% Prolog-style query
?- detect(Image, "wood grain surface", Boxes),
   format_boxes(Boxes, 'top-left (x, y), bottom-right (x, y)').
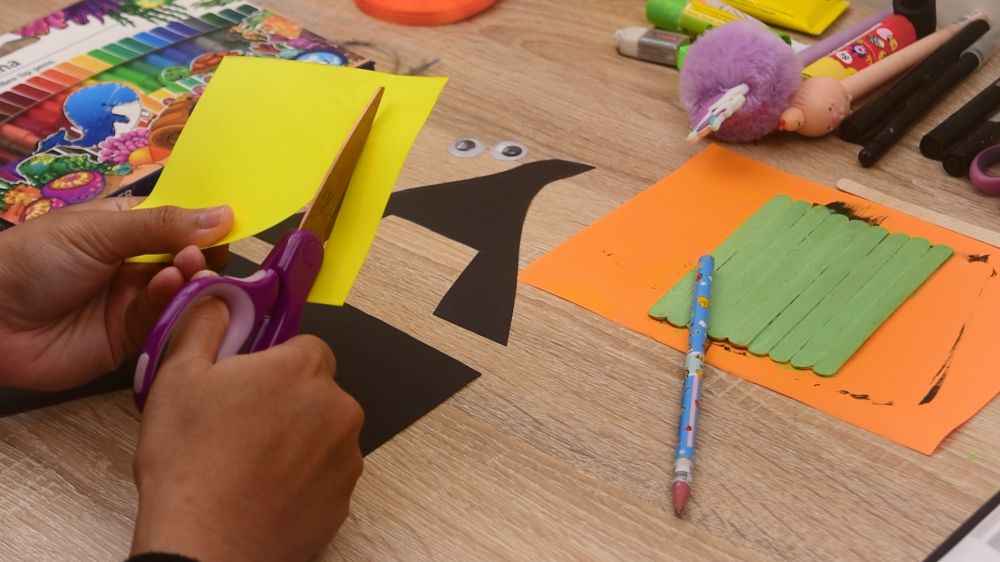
top-left (1, 1), bottom-right (999, 560)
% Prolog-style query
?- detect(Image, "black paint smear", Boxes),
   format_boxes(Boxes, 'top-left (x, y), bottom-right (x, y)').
top-left (919, 265), bottom-right (996, 405)
top-left (824, 201), bottom-right (885, 226)
top-left (720, 344), bottom-right (748, 356)
top-left (836, 389), bottom-right (893, 406)
top-left (967, 254), bottom-right (990, 263)
top-left (920, 325), bottom-right (965, 406)
top-left (383, 160), bottom-right (594, 345)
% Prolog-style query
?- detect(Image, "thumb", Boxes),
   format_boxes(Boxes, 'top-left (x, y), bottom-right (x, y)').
top-left (61, 205), bottom-right (233, 263)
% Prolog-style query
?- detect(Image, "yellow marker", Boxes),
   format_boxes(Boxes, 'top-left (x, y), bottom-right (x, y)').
top-left (134, 57), bottom-right (446, 305)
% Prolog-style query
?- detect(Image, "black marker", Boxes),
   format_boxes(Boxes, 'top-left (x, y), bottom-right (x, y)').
top-left (893, 0), bottom-right (936, 38)
top-left (921, 78), bottom-right (1000, 159)
top-left (859, 26), bottom-right (997, 167)
top-left (942, 110), bottom-right (1000, 177)
top-left (840, 16), bottom-right (988, 145)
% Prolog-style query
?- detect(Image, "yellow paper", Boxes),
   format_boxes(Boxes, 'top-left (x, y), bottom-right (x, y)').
top-left (135, 56), bottom-right (446, 305)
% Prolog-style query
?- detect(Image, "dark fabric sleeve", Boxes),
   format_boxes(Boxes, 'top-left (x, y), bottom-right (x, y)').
top-left (126, 553), bottom-right (199, 562)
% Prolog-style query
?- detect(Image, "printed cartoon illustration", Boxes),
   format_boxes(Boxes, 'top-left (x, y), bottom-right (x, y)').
top-left (38, 84), bottom-right (142, 151)
top-left (18, 0), bottom-right (190, 38)
top-left (697, 296), bottom-right (710, 309)
top-left (877, 27), bottom-right (898, 50)
top-left (0, 3), bottom-right (371, 227)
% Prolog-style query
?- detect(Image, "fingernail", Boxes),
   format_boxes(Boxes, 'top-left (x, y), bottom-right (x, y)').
top-left (197, 206), bottom-right (227, 229)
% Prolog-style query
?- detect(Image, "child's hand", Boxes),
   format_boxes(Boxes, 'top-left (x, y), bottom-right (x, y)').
top-left (0, 198), bottom-right (232, 390)
top-left (131, 297), bottom-right (363, 561)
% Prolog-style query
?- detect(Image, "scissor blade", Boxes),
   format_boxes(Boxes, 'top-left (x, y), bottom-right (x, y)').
top-left (299, 86), bottom-right (385, 241)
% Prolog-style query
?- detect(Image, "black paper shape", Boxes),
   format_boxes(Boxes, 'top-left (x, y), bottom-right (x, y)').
top-left (0, 255), bottom-right (479, 456)
top-left (257, 160), bottom-right (594, 345)
top-left (224, 255), bottom-right (479, 454)
top-left (386, 160), bottom-right (593, 344)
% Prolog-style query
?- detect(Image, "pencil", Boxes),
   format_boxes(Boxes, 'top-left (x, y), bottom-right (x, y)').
top-left (673, 254), bottom-right (714, 516)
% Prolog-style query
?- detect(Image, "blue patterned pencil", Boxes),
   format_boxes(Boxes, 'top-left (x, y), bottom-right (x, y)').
top-left (673, 255), bottom-right (714, 516)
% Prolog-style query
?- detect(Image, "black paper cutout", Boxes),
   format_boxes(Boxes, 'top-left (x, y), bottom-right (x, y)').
top-left (0, 255), bottom-right (479, 456)
top-left (224, 255), bottom-right (479, 454)
top-left (257, 160), bottom-right (594, 345)
top-left (384, 160), bottom-right (593, 344)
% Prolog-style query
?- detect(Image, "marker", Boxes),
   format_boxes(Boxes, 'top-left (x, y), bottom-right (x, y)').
top-left (859, 24), bottom-right (997, 167)
top-left (921, 77), bottom-right (1000, 159)
top-left (839, 15), bottom-right (987, 145)
top-left (673, 254), bottom-right (714, 516)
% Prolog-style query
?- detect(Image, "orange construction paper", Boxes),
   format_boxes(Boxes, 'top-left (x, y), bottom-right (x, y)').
top-left (519, 144), bottom-right (1000, 454)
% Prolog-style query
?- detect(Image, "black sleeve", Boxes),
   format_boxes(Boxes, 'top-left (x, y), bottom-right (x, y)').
top-left (126, 553), bottom-right (198, 562)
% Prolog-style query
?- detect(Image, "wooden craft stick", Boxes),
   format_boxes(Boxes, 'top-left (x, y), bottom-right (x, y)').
top-left (728, 214), bottom-right (851, 347)
top-left (709, 204), bottom-right (827, 339)
top-left (836, 178), bottom-right (1000, 248)
top-left (770, 232), bottom-right (908, 363)
top-left (648, 195), bottom-right (803, 325)
top-left (812, 244), bottom-right (953, 375)
top-left (747, 222), bottom-right (886, 356)
top-left (791, 236), bottom-right (929, 370)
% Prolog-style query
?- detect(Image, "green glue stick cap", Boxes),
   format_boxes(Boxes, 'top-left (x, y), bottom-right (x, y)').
top-left (677, 44), bottom-right (690, 69)
top-left (646, 0), bottom-right (685, 32)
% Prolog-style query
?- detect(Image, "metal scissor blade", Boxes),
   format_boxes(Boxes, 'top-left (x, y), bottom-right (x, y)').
top-left (299, 86), bottom-right (385, 241)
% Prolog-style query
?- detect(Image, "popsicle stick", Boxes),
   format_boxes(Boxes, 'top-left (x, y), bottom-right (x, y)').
top-left (648, 195), bottom-right (801, 324)
top-left (726, 214), bottom-right (852, 347)
top-left (770, 232), bottom-right (908, 363)
top-left (837, 178), bottom-right (1000, 248)
top-left (812, 244), bottom-right (953, 375)
top-left (708, 204), bottom-right (828, 339)
top-left (747, 222), bottom-right (887, 355)
top-left (790, 236), bottom-right (931, 370)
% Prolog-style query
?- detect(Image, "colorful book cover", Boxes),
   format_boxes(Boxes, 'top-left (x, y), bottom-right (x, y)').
top-left (0, 0), bottom-right (372, 227)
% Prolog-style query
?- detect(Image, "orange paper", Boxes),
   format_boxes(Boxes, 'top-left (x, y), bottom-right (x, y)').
top-left (519, 145), bottom-right (1000, 454)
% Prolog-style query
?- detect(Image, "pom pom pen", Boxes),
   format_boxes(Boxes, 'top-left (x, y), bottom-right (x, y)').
top-left (778, 16), bottom-right (974, 136)
top-left (672, 255), bottom-right (714, 516)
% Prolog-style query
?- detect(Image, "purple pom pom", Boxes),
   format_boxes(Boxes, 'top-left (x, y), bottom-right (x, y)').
top-left (680, 19), bottom-right (802, 142)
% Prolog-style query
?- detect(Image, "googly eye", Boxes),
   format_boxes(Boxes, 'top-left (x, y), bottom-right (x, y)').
top-left (448, 137), bottom-right (485, 158)
top-left (491, 140), bottom-right (527, 161)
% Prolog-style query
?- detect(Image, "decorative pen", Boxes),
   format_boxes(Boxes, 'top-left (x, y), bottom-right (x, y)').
top-left (673, 254), bottom-right (714, 516)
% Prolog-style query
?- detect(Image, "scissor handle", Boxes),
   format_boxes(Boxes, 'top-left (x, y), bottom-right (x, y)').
top-left (971, 145), bottom-right (1000, 195)
top-left (133, 229), bottom-right (325, 410)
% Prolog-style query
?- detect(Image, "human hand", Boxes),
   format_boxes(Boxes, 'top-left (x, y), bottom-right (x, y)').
top-left (0, 198), bottom-right (232, 390)
top-left (131, 298), bottom-right (364, 561)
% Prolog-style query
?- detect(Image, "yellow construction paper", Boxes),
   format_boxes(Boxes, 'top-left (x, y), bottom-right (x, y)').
top-left (135, 56), bottom-right (446, 305)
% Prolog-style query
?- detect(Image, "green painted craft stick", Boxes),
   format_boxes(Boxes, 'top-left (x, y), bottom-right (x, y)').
top-left (812, 244), bottom-right (953, 375)
top-left (708, 204), bottom-right (829, 339)
top-left (770, 232), bottom-right (908, 363)
top-left (726, 213), bottom-right (852, 347)
top-left (648, 195), bottom-right (800, 325)
top-left (790, 236), bottom-right (931, 370)
top-left (747, 221), bottom-right (887, 356)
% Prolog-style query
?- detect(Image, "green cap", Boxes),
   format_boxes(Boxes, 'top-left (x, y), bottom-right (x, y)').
top-left (676, 44), bottom-right (690, 70)
top-left (646, 0), bottom-right (686, 33)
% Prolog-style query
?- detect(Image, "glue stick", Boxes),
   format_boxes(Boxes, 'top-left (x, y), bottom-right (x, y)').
top-left (615, 27), bottom-right (690, 67)
top-left (646, 0), bottom-right (792, 44)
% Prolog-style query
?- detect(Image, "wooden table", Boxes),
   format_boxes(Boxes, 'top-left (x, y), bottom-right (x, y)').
top-left (2, 1), bottom-right (998, 560)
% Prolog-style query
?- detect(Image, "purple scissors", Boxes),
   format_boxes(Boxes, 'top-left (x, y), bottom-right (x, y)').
top-left (133, 87), bottom-right (384, 410)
